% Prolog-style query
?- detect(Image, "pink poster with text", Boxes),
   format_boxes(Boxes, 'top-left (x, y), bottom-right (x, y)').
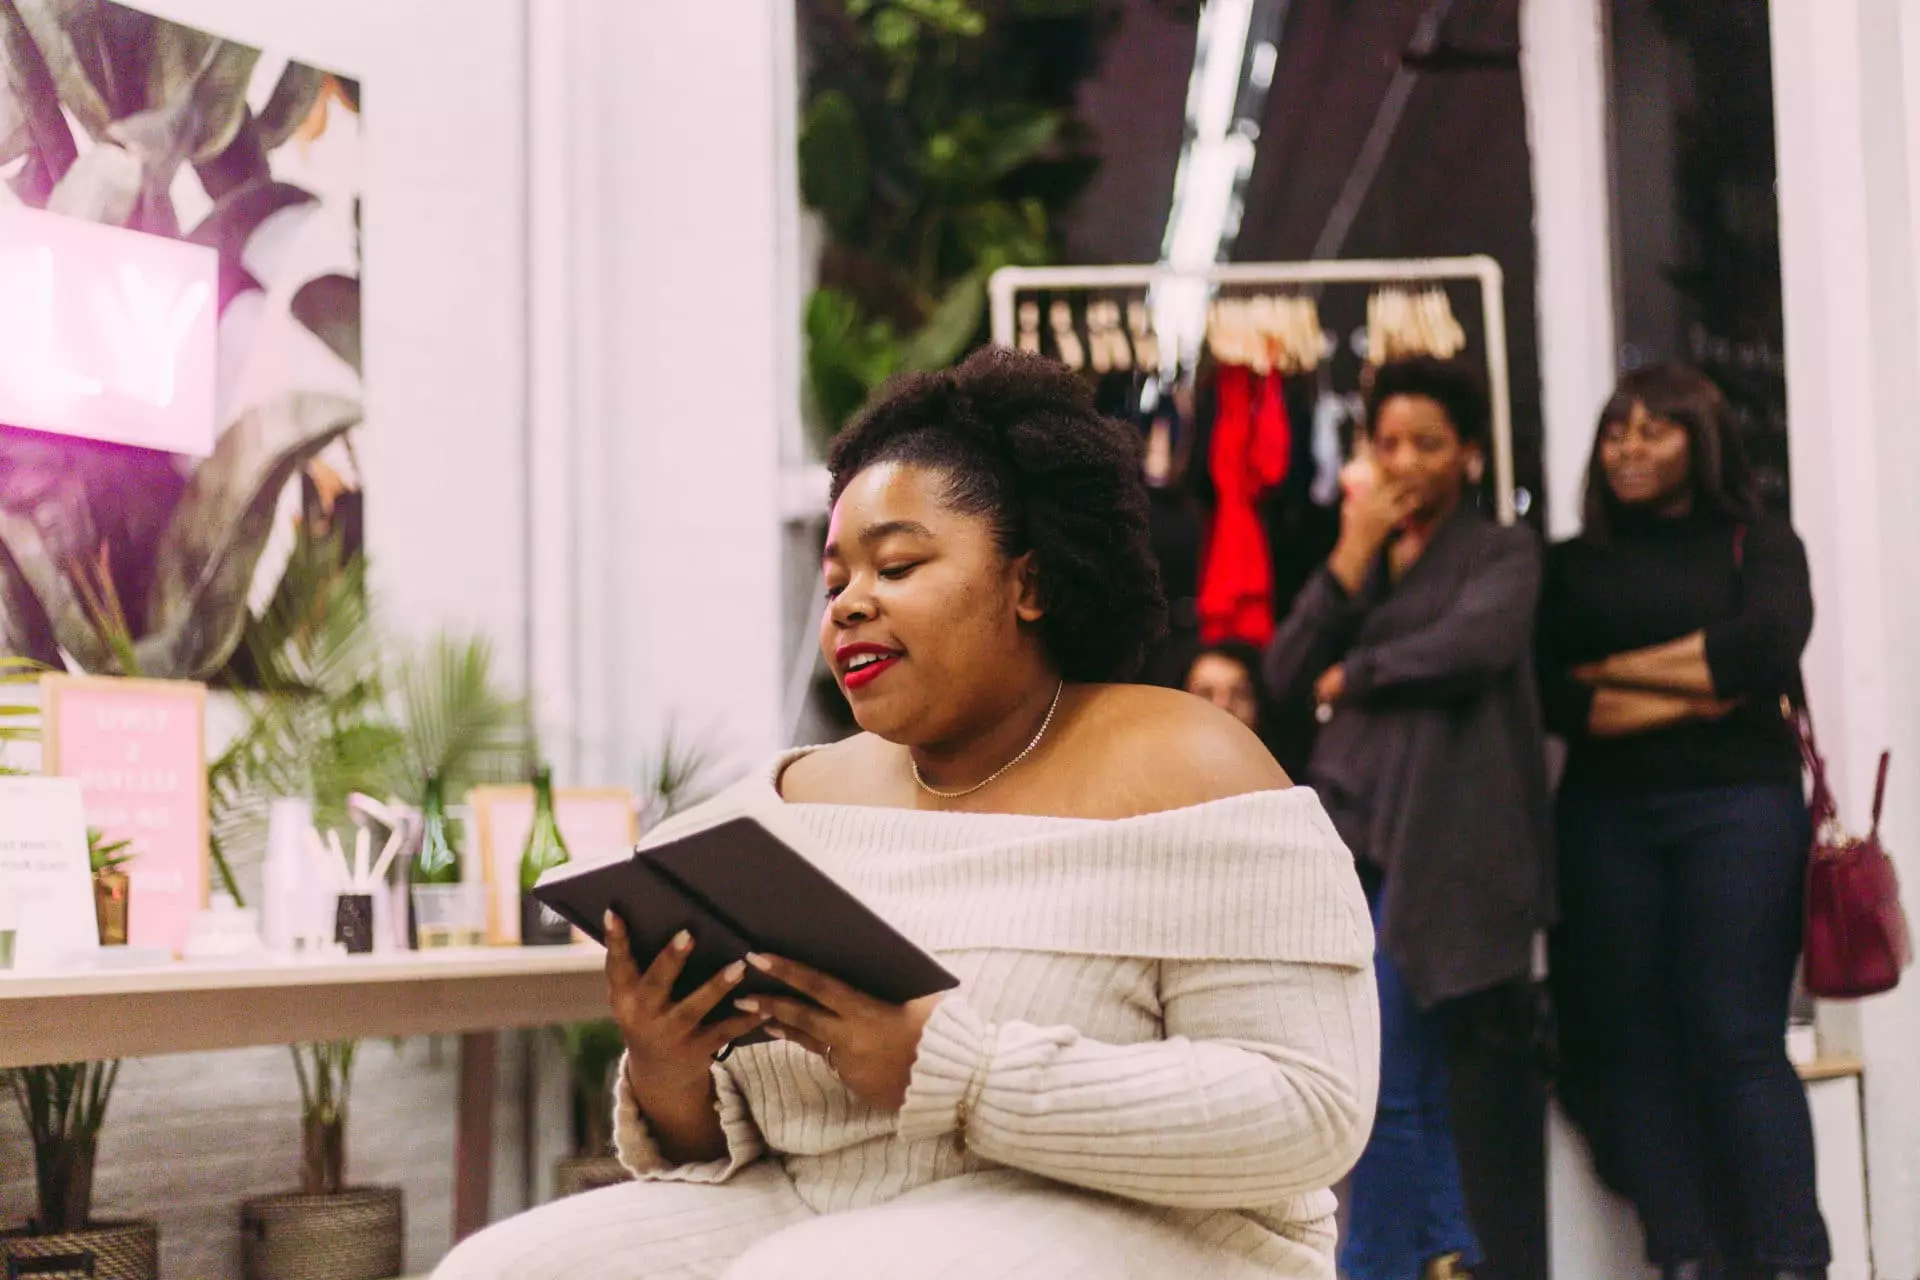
top-left (44, 676), bottom-right (208, 955)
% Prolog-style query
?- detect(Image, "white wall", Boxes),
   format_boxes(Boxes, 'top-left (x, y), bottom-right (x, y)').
top-left (137, 0), bottom-right (534, 674)
top-left (1772, 2), bottom-right (1920, 1274)
top-left (525, 1), bottom-right (792, 788)
top-left (1520, 0), bottom-right (1616, 541)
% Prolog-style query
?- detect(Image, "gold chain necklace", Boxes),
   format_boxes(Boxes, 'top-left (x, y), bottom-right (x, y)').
top-left (911, 681), bottom-right (1065, 800)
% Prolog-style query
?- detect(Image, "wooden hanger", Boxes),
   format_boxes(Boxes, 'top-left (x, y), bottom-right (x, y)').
top-left (1127, 301), bottom-right (1160, 371)
top-left (1017, 301), bottom-right (1042, 354)
top-left (1277, 295), bottom-right (1324, 375)
top-left (1050, 300), bottom-right (1086, 371)
top-left (1244, 295), bottom-right (1276, 375)
top-left (1105, 303), bottom-right (1128, 372)
top-left (1422, 289), bottom-right (1465, 358)
top-left (1086, 300), bottom-right (1132, 374)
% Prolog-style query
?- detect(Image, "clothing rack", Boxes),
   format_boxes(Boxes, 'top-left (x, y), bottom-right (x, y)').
top-left (783, 255), bottom-right (1515, 745)
top-left (987, 256), bottom-right (1517, 525)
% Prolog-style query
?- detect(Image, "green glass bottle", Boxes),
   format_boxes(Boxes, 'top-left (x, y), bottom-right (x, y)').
top-left (519, 765), bottom-right (573, 946)
top-left (408, 772), bottom-right (461, 948)
top-left (414, 773), bottom-right (460, 885)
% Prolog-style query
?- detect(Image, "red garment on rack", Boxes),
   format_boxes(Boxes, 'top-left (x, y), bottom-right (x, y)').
top-left (1198, 365), bottom-right (1292, 646)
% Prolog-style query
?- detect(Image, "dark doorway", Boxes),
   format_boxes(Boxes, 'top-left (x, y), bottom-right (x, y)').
top-left (1607, 0), bottom-right (1789, 512)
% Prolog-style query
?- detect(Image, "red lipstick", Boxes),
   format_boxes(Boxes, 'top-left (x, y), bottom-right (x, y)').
top-left (836, 641), bottom-right (902, 691)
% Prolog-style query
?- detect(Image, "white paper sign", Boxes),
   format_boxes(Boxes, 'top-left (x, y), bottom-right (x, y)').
top-left (0, 776), bottom-right (101, 970)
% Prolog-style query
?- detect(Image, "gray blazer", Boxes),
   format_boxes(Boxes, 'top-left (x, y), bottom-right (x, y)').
top-left (1265, 509), bottom-right (1553, 1007)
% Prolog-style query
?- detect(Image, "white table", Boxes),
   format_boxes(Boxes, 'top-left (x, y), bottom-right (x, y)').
top-left (0, 946), bottom-right (609, 1240)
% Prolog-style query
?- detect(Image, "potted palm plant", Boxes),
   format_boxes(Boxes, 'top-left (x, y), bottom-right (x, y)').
top-left (1, 663), bottom-right (158, 1279)
top-left (0, 1063), bottom-right (157, 1280)
top-left (239, 1041), bottom-right (404, 1280)
top-left (0, 1062), bottom-right (158, 1280)
top-left (223, 537), bottom-right (529, 1278)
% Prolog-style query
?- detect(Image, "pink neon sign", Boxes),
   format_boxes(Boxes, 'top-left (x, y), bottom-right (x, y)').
top-left (0, 205), bottom-right (218, 457)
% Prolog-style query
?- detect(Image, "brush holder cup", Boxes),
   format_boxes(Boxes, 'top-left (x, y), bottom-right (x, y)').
top-left (333, 894), bottom-right (374, 955)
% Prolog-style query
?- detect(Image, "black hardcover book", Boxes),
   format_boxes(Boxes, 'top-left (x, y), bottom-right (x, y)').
top-left (532, 816), bottom-right (958, 1048)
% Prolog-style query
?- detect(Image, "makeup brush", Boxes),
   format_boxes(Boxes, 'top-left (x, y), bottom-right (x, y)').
top-left (366, 825), bottom-right (408, 886)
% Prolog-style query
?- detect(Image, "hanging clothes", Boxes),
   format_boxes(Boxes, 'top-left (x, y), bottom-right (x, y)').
top-left (1196, 364), bottom-right (1291, 646)
top-left (1309, 391), bottom-right (1352, 508)
top-left (1264, 375), bottom-right (1338, 638)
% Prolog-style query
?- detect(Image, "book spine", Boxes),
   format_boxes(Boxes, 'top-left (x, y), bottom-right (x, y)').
top-left (639, 853), bottom-right (763, 952)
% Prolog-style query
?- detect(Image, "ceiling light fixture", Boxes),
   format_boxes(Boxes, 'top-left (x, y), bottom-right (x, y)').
top-left (1150, 0), bottom-right (1291, 370)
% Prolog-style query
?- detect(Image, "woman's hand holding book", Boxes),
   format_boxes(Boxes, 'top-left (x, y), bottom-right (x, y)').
top-left (735, 952), bottom-right (947, 1111)
top-left (605, 911), bottom-right (772, 1162)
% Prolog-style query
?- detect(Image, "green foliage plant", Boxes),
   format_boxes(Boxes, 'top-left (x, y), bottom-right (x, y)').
top-left (796, 0), bottom-right (1124, 447)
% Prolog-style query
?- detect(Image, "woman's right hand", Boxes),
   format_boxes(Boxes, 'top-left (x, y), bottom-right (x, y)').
top-left (1340, 473), bottom-right (1417, 550)
top-left (604, 911), bottom-right (771, 1101)
top-left (1329, 475), bottom-right (1418, 592)
top-left (1690, 693), bottom-right (1746, 720)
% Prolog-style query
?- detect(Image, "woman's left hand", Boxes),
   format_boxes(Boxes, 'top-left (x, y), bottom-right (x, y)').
top-left (735, 953), bottom-right (945, 1110)
top-left (1314, 664), bottom-right (1348, 706)
top-left (1570, 660), bottom-right (1608, 686)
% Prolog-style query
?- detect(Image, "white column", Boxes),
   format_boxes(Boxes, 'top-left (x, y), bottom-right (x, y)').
top-left (1519, 0), bottom-right (1617, 539)
top-left (1771, 2), bottom-right (1920, 1274)
top-left (525, 0), bottom-right (584, 783)
top-left (1521, 8), bottom-right (1645, 1269)
top-left (526, 2), bottom-right (793, 784)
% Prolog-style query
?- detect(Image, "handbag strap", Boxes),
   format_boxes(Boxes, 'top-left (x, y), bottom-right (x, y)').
top-left (1872, 749), bottom-right (1892, 837)
top-left (1742, 522), bottom-right (1836, 823)
top-left (1795, 698), bottom-right (1838, 826)
top-left (1744, 521), bottom-right (1897, 842)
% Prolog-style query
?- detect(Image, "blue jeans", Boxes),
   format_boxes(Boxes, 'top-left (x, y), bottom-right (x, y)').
top-left (1341, 885), bottom-right (1482, 1280)
top-left (1555, 784), bottom-right (1830, 1272)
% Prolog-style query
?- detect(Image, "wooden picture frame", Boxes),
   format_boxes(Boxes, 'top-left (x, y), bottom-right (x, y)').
top-left (468, 785), bottom-right (640, 945)
top-left (39, 674), bottom-right (209, 957)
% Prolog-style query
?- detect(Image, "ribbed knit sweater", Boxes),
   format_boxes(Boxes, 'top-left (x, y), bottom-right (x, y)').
top-left (609, 751), bottom-right (1380, 1276)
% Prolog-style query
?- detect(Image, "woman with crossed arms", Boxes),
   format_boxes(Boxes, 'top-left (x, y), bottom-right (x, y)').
top-left (1540, 364), bottom-right (1825, 1280)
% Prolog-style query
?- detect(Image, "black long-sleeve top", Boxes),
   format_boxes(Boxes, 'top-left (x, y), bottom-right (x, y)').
top-left (1537, 510), bottom-right (1813, 792)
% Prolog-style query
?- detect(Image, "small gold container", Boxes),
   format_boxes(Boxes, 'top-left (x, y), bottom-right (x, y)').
top-left (93, 870), bottom-right (130, 946)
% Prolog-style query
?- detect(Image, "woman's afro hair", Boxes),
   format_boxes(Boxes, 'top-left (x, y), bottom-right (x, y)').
top-left (826, 346), bottom-right (1168, 683)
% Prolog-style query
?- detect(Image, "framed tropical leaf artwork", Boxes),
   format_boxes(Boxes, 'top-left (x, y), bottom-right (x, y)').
top-left (0, 0), bottom-right (364, 687)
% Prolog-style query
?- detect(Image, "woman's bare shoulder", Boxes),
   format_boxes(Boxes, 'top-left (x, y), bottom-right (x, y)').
top-left (1066, 684), bottom-right (1291, 811)
top-left (776, 733), bottom-right (893, 803)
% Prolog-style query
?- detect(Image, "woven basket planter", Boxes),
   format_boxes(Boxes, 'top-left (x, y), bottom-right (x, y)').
top-left (240, 1187), bottom-right (403, 1280)
top-left (553, 1155), bottom-right (629, 1199)
top-left (0, 1219), bottom-right (159, 1280)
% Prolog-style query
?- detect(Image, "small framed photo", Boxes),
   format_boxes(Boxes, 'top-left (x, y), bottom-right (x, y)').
top-left (468, 785), bottom-right (640, 945)
top-left (40, 674), bottom-right (209, 956)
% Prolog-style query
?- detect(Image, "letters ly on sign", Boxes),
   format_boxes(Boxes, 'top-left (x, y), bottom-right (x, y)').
top-left (0, 204), bottom-right (219, 457)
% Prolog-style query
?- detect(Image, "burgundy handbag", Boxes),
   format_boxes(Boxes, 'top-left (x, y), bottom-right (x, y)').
top-left (1732, 524), bottom-right (1912, 998)
top-left (1795, 702), bottom-right (1912, 998)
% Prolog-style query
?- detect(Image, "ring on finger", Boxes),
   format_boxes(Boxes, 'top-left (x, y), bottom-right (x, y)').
top-left (824, 1044), bottom-right (837, 1075)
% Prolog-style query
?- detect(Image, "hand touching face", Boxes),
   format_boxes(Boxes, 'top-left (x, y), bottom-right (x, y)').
top-left (1370, 393), bottom-right (1477, 524)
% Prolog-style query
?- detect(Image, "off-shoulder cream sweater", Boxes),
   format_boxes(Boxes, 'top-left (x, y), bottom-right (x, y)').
top-left (609, 752), bottom-right (1380, 1276)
